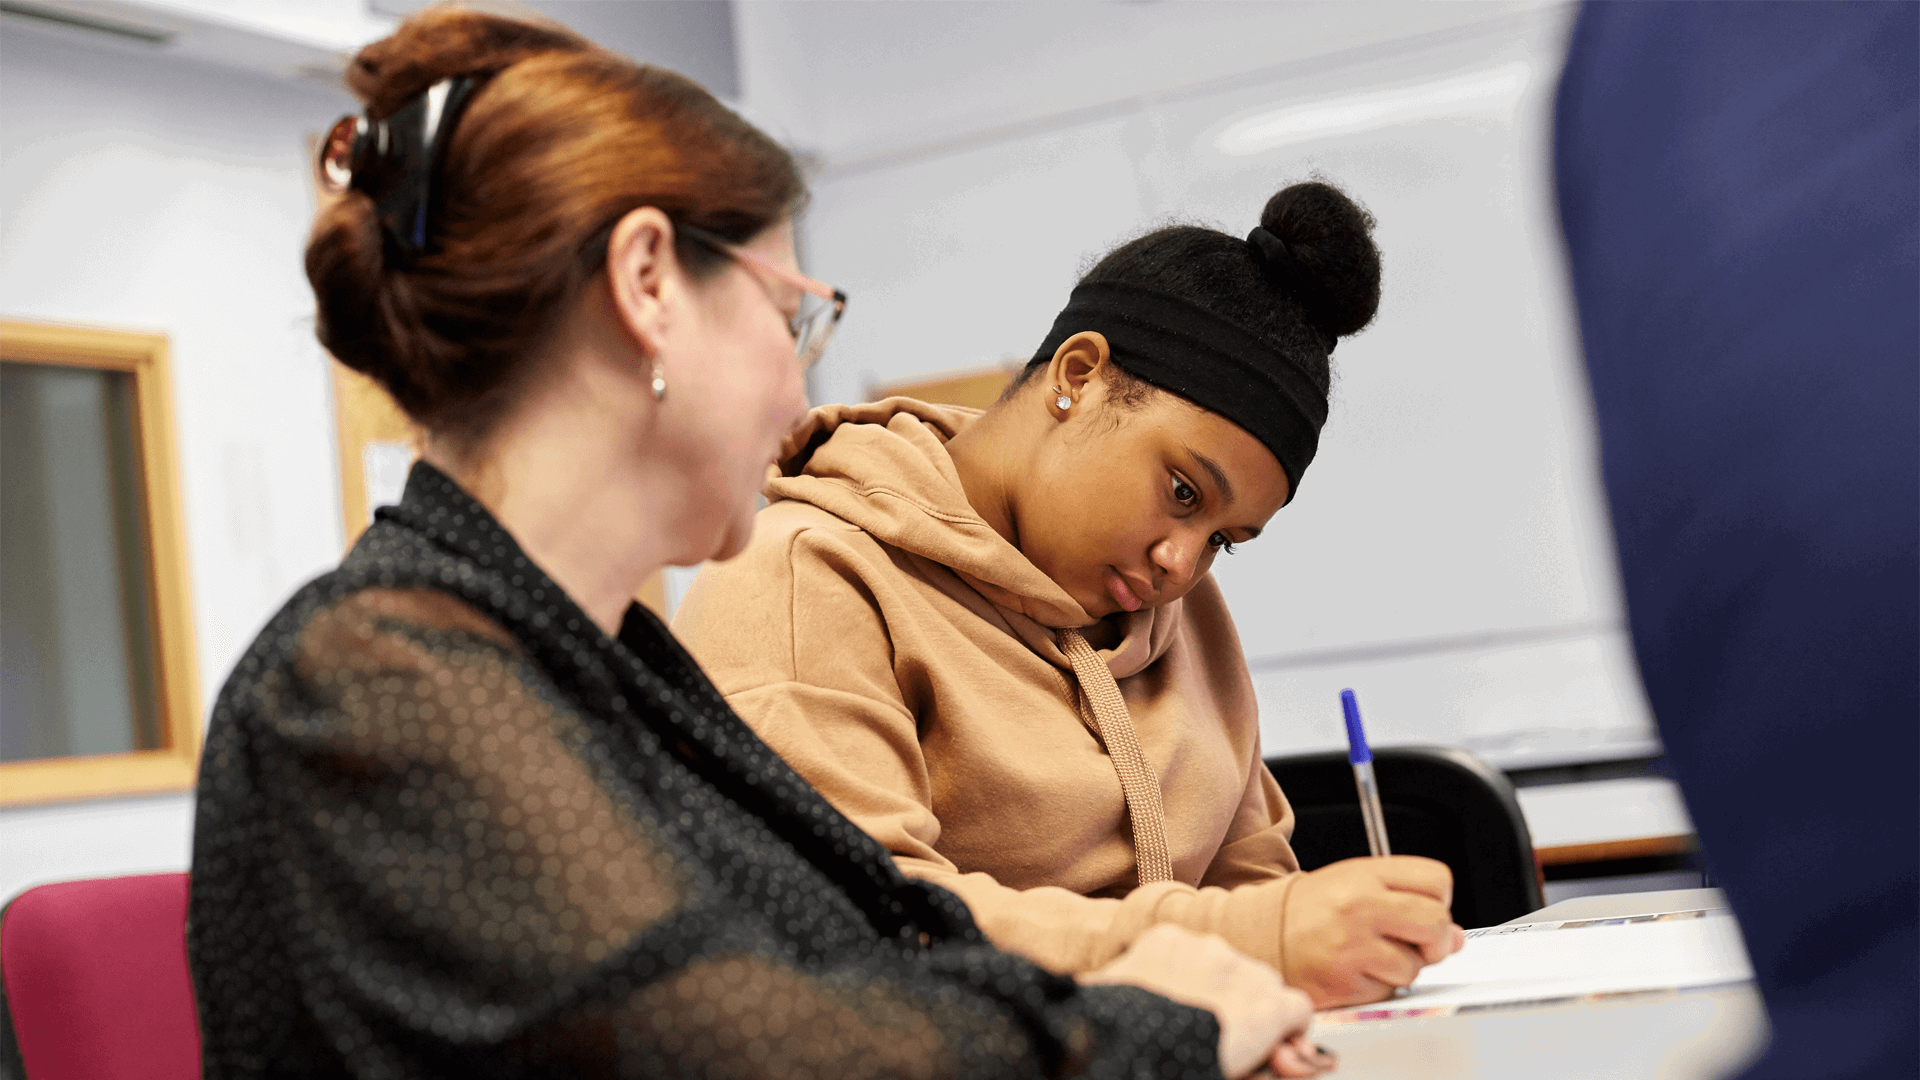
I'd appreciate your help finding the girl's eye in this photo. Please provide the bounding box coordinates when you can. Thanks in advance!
[1172,477,1198,506]
[1208,531,1238,555]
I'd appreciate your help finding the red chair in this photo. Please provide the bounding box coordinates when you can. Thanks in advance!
[0,872,201,1080]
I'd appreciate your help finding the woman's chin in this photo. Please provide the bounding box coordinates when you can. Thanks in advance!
[702,507,758,564]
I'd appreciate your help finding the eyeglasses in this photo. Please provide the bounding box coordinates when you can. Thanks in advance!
[678,223,847,371]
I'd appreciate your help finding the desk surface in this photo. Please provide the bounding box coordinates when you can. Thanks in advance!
[1316,889,1767,1079]
[1501,888,1726,925]
[1517,777,1697,867]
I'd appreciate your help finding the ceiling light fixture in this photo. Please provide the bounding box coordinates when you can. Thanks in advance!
[0,1,174,45]
[1215,60,1532,157]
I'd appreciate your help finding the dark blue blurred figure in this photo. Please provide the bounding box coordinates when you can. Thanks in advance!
[1555,3,1917,1078]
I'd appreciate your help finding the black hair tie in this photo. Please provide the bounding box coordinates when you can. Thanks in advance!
[1247,226,1337,354]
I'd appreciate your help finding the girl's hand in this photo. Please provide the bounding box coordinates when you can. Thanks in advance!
[1082,924,1335,1077]
[1281,856,1467,1008]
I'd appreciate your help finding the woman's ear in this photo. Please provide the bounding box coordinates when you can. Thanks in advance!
[1043,331,1112,420]
[604,206,679,362]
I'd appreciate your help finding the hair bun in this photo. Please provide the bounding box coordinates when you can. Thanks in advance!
[346,9,586,117]
[305,6,803,435]
[307,186,409,385]
[1258,181,1381,341]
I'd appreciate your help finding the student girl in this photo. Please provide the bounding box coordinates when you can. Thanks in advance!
[675,182,1465,1009]
[186,8,1336,1077]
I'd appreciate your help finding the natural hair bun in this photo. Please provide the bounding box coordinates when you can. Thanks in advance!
[1259,181,1381,341]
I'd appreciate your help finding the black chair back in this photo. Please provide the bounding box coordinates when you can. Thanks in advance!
[1264,745,1543,928]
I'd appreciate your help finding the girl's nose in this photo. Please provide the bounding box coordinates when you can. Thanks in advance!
[1151,534,1200,590]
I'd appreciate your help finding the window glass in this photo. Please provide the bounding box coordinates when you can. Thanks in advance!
[0,360,162,761]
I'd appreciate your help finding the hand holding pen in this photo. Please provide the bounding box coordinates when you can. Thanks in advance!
[1269,689,1469,1008]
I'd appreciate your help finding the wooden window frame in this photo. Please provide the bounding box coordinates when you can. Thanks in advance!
[330,360,419,547]
[869,363,1024,412]
[0,320,201,805]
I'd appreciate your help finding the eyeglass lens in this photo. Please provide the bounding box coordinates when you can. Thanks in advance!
[794,293,839,369]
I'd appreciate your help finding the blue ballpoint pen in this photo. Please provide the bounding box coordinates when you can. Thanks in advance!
[1342,688,1392,857]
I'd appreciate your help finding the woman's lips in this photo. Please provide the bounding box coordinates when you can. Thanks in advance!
[1104,566,1144,613]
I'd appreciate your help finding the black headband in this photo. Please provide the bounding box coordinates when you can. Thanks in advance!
[322,75,486,258]
[1029,279,1329,504]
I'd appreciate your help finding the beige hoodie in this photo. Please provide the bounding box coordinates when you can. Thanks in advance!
[674,398,1301,975]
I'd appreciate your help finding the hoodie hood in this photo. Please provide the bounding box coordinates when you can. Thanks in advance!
[766,397,1183,677]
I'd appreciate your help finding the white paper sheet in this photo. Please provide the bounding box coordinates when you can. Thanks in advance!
[1320,909,1755,1022]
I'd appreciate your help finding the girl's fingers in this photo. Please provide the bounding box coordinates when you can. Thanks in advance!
[1414,924,1460,966]
[1372,855,1454,905]
[1359,939,1426,990]
[1327,967,1401,1008]
[1375,894,1457,955]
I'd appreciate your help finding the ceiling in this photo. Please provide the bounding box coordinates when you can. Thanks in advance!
[0,0,739,98]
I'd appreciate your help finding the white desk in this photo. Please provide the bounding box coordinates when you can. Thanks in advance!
[1505,888,1725,926]
[1517,777,1697,868]
[1313,889,1768,1080]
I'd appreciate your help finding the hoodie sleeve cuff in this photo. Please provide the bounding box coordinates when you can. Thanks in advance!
[1145,873,1298,974]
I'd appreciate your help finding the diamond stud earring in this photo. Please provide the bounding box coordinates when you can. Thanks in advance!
[1053,386,1072,411]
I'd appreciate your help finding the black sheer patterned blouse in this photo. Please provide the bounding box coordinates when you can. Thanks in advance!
[187,463,1220,1079]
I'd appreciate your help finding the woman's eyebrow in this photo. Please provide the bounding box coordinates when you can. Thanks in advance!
[1183,446,1237,505]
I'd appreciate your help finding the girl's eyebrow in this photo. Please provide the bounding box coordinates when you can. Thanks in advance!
[1182,445,1237,505]
[1177,444,1264,539]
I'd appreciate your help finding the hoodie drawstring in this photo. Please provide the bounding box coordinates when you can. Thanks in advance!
[1059,627,1173,885]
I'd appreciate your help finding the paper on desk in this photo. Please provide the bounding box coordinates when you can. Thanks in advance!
[1319,910,1754,1023]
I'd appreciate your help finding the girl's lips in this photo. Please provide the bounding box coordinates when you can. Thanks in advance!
[1104,566,1144,613]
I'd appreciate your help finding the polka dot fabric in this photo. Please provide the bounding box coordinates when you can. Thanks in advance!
[188,462,1222,1079]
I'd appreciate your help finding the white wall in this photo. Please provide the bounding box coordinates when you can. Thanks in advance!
[0,20,353,902]
[735,1,1655,768]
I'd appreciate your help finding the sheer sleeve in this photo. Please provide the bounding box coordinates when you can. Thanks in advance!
[215,586,1219,1079]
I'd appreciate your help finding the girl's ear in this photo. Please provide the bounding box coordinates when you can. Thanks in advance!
[1044,331,1112,419]
[603,206,680,362]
